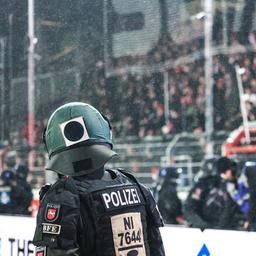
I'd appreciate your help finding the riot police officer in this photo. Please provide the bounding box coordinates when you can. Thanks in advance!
[154,167,183,224]
[183,156,241,230]
[33,102,166,256]
[14,164,33,215]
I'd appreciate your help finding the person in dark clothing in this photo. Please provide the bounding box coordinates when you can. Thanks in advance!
[154,167,183,224]
[183,156,242,230]
[0,163,33,216]
[0,169,17,214]
[232,161,256,231]
[33,102,166,256]
[13,164,33,215]
[243,162,256,231]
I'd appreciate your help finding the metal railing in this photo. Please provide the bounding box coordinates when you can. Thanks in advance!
[14,131,229,190]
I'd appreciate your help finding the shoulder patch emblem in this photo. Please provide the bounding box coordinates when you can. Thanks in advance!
[45,203,60,222]
[36,246,46,256]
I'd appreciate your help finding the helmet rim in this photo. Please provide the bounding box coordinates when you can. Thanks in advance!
[46,144,117,176]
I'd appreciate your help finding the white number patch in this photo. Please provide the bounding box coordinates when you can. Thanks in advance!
[111,212,146,256]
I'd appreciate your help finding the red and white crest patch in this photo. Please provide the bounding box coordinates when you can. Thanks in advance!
[36,246,46,256]
[45,203,60,222]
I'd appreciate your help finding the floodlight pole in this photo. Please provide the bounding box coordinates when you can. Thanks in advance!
[0,39,5,141]
[221,0,228,47]
[28,0,35,147]
[235,65,251,144]
[28,0,36,170]
[204,0,214,157]
[163,71,169,125]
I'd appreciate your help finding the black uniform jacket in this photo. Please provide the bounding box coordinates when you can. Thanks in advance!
[183,175,240,230]
[33,169,166,256]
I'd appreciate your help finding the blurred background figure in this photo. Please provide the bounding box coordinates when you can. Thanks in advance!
[183,156,243,230]
[0,141,10,172]
[153,167,184,225]
[0,151,32,216]
[193,156,220,182]
[14,163,33,215]
[4,150,17,170]
[231,161,256,231]
[0,169,16,214]
[14,153,29,179]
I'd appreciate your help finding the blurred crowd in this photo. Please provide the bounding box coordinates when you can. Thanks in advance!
[4,32,256,145]
[154,156,256,232]
[81,32,256,139]
[2,24,256,219]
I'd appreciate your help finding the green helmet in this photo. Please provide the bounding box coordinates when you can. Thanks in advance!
[44,102,117,176]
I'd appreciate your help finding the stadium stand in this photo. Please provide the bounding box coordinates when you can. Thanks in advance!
[0,0,256,191]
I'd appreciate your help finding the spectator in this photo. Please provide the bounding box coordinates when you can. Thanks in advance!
[232,161,256,231]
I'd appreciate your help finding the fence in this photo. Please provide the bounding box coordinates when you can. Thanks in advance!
[26,131,229,191]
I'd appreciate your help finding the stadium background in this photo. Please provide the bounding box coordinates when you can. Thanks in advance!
[0,0,255,192]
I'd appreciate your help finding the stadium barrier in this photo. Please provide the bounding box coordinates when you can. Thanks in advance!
[0,215,256,256]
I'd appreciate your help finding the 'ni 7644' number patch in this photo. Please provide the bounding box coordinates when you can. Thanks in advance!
[111,212,146,256]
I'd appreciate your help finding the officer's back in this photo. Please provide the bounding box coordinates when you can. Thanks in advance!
[33,102,166,256]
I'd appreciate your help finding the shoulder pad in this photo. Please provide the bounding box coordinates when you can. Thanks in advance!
[73,179,93,195]
[39,184,52,201]
[116,168,137,179]
[141,185,164,227]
